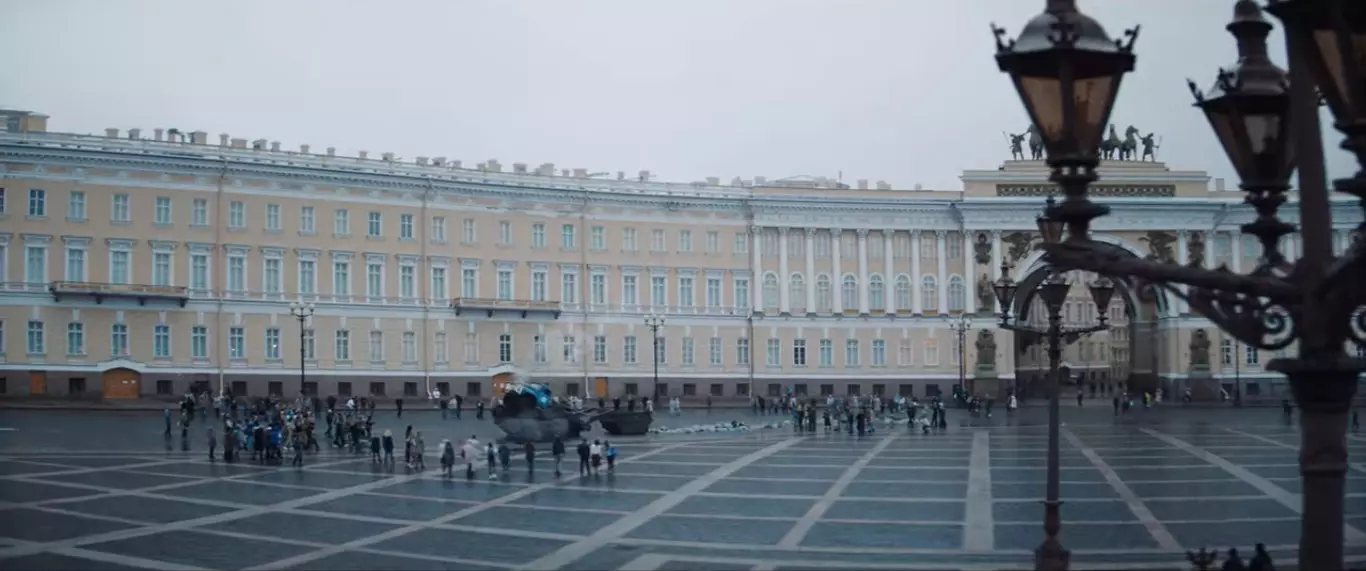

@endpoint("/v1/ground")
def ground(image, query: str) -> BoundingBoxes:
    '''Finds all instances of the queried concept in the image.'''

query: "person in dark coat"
[1247,543,1273,571]
[497,442,512,472]
[552,437,566,477]
[524,441,536,473]
[576,439,591,476]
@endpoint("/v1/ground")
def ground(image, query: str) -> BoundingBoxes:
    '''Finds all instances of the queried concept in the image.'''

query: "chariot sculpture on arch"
[1004,125,1044,160]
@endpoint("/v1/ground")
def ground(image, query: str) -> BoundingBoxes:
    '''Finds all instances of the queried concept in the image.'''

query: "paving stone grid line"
[0,409,1364,570]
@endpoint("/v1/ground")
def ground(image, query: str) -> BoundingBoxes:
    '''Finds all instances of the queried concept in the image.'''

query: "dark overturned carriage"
[492,384,653,442]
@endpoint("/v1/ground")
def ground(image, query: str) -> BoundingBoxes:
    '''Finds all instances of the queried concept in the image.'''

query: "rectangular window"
[766,338,780,366]
[594,335,607,363]
[624,336,637,364]
[67,322,85,356]
[499,220,513,245]
[464,333,478,364]
[110,323,129,356]
[335,330,351,361]
[678,230,692,253]
[623,228,637,251]
[655,337,667,365]
[266,204,281,231]
[191,326,208,359]
[65,247,85,282]
[793,339,807,366]
[334,209,350,235]
[296,259,314,294]
[563,336,577,363]
[434,332,448,363]
[430,266,447,300]
[622,275,638,306]
[651,229,666,252]
[191,254,209,290]
[678,277,694,307]
[333,261,350,296]
[112,194,131,222]
[925,340,940,366]
[562,224,576,249]
[590,226,605,250]
[402,331,417,362]
[153,196,171,225]
[461,268,477,297]
[734,278,750,310]
[399,214,414,240]
[229,327,245,359]
[734,232,749,254]
[737,337,750,365]
[432,216,447,242]
[109,250,129,284]
[497,269,513,300]
[367,262,384,298]
[153,252,172,286]
[462,218,476,244]
[229,201,245,228]
[154,324,172,358]
[300,206,316,233]
[400,264,416,298]
[532,223,546,248]
[681,338,695,365]
[264,258,282,293]
[192,198,208,226]
[25,245,47,284]
[872,339,886,366]
[1245,345,1260,365]
[499,334,513,363]
[27,320,44,355]
[820,339,833,367]
[532,270,548,302]
[369,331,385,362]
[706,231,719,253]
[590,273,605,305]
[26,189,46,217]
[709,337,722,365]
[68,190,86,221]
[706,278,722,308]
[845,339,861,367]
[367,212,382,237]
[562,272,578,304]
[302,329,315,360]
[650,275,666,306]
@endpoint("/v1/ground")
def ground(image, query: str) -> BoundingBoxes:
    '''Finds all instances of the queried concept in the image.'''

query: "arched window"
[841,275,858,311]
[868,275,885,311]
[895,275,912,310]
[762,273,779,311]
[947,275,966,312]
[921,275,938,312]
[816,274,832,312]
[789,273,806,312]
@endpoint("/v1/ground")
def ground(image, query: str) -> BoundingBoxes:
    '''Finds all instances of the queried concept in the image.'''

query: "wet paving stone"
[237,469,389,488]
[1108,466,1236,481]
[995,522,1159,550]
[844,481,965,498]
[55,495,237,524]
[453,505,621,535]
[612,462,718,477]
[292,550,503,571]
[510,487,664,511]
[732,465,844,480]
[16,456,159,469]
[136,461,272,478]
[45,469,195,490]
[371,478,528,502]
[202,511,402,544]
[0,460,71,476]
[855,468,968,482]
[1165,520,1303,549]
[157,480,327,505]
[0,552,151,571]
[372,527,570,564]
[1128,481,1264,499]
[991,481,1119,500]
[0,507,139,542]
[300,494,470,522]
[0,480,101,503]
[703,478,832,496]
[802,521,963,549]
[992,500,1137,523]
[991,468,1107,483]
[668,495,813,518]
[627,514,793,544]
[83,529,315,569]
[824,499,965,522]
[1144,498,1298,521]
[564,475,695,493]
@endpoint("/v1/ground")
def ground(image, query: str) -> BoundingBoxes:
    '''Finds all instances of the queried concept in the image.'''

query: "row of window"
[762,229,965,260]
[5,321,958,369]
[761,272,966,313]
[0,188,754,255]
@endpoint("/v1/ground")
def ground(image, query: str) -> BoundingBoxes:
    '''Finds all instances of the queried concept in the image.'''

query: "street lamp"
[289,302,315,395]
[644,314,665,401]
[995,1,1366,568]
[992,198,1114,571]
[949,315,973,397]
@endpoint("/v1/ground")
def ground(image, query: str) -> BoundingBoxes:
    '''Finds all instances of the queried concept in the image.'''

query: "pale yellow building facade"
[0,111,1360,401]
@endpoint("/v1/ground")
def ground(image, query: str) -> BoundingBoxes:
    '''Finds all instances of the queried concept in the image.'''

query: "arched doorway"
[1009,241,1168,399]
[101,368,142,400]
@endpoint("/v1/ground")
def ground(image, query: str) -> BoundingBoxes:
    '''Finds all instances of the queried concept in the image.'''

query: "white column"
[991,230,1002,314]
[1177,231,1189,316]
[831,229,844,313]
[883,230,895,313]
[1230,230,1243,273]
[964,231,976,314]
[778,227,790,315]
[911,231,923,314]
[857,229,870,315]
[804,228,816,313]
[936,231,948,313]
[1203,230,1215,269]
[750,226,762,310]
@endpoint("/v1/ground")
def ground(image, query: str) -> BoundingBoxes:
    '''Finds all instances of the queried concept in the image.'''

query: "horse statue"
[1026,125,1044,160]
[1118,125,1140,161]
[1139,133,1160,161]
[1099,125,1121,160]
[1006,131,1027,160]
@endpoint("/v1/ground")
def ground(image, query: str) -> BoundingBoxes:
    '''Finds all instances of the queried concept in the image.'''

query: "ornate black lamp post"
[992,199,1115,571]
[950,315,973,395]
[995,1,1366,568]
[644,313,665,400]
[288,302,315,394]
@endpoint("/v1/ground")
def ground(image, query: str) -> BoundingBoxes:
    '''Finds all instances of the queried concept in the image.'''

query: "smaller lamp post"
[644,314,665,401]
[288,302,316,395]
[992,197,1115,571]
[950,315,973,396]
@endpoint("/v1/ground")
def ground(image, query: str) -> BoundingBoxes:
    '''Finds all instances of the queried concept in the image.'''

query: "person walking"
[552,437,566,477]
[395,398,404,418]
[207,426,217,461]
[576,439,591,476]
[524,441,536,474]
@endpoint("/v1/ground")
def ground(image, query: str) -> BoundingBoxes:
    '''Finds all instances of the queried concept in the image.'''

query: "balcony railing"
[452,297,562,318]
[49,281,190,307]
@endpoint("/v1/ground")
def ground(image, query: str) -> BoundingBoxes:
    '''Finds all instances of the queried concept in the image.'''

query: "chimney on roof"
[231,138,247,149]
[537,163,554,175]
[300,144,310,154]
[416,157,429,166]
[358,150,368,159]
[104,128,119,138]
[326,147,336,156]
[513,163,528,173]
[755,176,766,185]
[1215,177,1225,191]
[127,128,141,140]
[857,179,868,190]
[190,131,208,144]
[572,168,588,178]
[486,159,502,173]
[876,181,891,190]
[914,183,923,190]
[705,176,720,186]
[561,169,571,177]
[433,157,446,167]
[219,134,229,146]
[452,160,462,169]
[270,141,281,152]
[252,139,267,150]
[638,170,651,182]
[730,177,744,187]
[153,128,164,141]
[381,152,394,162]
[618,171,626,181]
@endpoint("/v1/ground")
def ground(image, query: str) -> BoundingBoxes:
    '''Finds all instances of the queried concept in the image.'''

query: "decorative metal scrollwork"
[1176,282,1298,351]
[1350,306,1366,348]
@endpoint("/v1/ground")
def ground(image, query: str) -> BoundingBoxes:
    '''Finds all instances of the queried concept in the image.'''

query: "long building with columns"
[0,110,1360,402]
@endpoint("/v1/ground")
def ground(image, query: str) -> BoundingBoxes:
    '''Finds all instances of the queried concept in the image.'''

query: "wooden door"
[594,377,609,398]
[28,371,47,396]
[492,372,513,399]
[101,368,141,399]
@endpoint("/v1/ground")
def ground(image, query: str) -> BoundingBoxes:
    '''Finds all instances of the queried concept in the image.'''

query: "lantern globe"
[1088,277,1116,314]
[1266,0,1366,125]
[1038,275,1072,314]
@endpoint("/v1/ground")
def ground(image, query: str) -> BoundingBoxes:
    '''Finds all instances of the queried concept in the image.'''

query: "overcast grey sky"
[0,0,1357,190]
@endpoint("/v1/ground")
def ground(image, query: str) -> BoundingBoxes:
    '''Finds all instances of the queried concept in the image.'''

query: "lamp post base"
[1035,499,1069,571]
